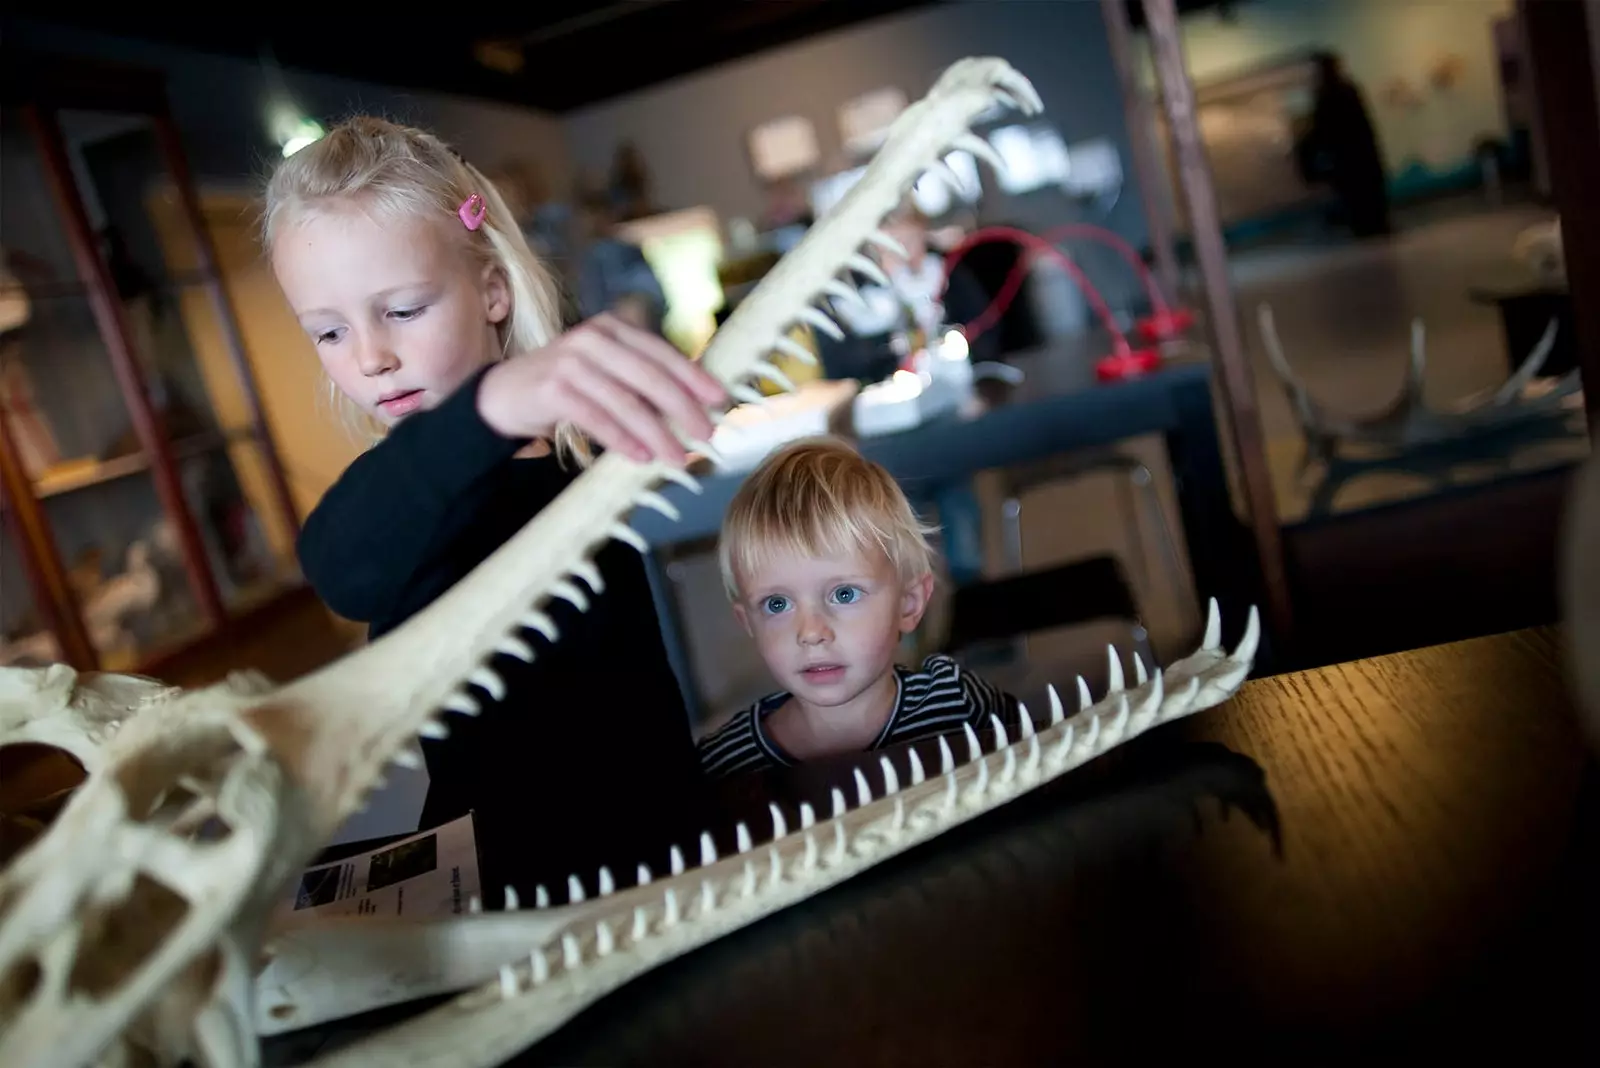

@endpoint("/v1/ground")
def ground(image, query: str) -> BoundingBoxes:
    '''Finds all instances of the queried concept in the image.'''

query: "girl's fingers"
[555,381,654,463]
[591,314,727,407]
[572,327,717,443]
[565,361,686,466]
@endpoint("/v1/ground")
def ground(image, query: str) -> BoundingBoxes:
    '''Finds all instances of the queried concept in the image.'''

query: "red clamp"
[1135,307,1195,343]
[1095,347,1163,382]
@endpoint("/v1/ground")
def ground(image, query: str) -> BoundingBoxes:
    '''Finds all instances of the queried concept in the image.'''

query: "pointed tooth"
[1023,732,1041,773]
[656,464,703,494]
[607,522,649,553]
[1203,597,1222,649]
[419,719,449,740]
[493,635,534,664]
[730,382,767,405]
[802,832,819,870]
[736,822,753,854]
[534,884,550,909]
[596,920,615,956]
[924,156,966,193]
[798,305,844,339]
[938,734,954,774]
[769,802,787,839]
[953,132,1006,175]
[521,610,559,641]
[1016,703,1035,738]
[670,845,685,875]
[971,751,989,794]
[562,933,581,968]
[799,802,815,829]
[499,964,517,999]
[845,252,890,286]
[943,767,959,810]
[1133,652,1149,686]
[865,228,908,258]
[1076,676,1092,712]
[636,864,652,887]
[531,947,549,984]
[854,766,873,806]
[664,888,680,925]
[1001,69,1045,113]
[675,427,726,464]
[831,787,847,819]
[503,885,520,911]
[390,747,423,770]
[908,748,926,786]
[751,360,797,393]
[1106,646,1125,693]
[698,880,715,913]
[567,874,585,903]
[1047,685,1064,725]
[1231,606,1262,664]
[700,831,718,866]
[1109,694,1131,737]
[1000,745,1016,783]
[635,489,681,521]
[831,821,847,863]
[569,559,604,594]
[772,333,818,365]
[550,579,589,612]
[962,721,982,761]
[989,713,1009,749]
[1052,721,1075,761]
[769,843,783,882]
[741,860,757,896]
[822,278,867,309]
[879,756,899,795]
[1138,670,1166,723]
[598,867,615,896]
[631,906,649,941]
[468,666,506,701]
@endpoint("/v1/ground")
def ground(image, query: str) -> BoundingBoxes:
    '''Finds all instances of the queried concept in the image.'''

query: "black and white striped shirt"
[697,654,1017,780]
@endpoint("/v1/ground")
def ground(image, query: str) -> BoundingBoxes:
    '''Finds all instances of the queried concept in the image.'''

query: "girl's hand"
[477,313,726,465]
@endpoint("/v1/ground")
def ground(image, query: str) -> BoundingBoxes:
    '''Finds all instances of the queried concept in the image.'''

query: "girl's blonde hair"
[261,115,589,464]
[718,436,939,601]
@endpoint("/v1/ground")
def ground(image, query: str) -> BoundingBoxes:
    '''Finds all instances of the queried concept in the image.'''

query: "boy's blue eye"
[390,306,424,321]
[830,585,862,605]
[314,327,343,345]
[761,595,790,615]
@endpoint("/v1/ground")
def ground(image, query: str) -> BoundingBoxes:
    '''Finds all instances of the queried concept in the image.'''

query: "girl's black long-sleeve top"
[297,366,711,902]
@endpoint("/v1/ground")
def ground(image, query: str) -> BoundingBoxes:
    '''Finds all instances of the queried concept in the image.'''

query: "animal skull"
[0,58,1260,1068]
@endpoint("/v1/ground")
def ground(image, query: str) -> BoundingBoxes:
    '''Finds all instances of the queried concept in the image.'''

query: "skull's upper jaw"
[245,58,1044,847]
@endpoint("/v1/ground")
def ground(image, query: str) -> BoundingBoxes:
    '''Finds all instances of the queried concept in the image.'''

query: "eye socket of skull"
[111,724,248,835]
[0,741,88,865]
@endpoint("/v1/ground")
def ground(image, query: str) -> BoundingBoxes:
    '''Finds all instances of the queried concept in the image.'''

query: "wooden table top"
[518,626,1598,1065]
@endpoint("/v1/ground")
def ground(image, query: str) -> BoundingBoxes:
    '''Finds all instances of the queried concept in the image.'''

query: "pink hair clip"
[458,193,486,231]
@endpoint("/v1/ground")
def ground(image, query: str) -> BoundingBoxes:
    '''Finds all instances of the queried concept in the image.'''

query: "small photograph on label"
[367,833,439,892]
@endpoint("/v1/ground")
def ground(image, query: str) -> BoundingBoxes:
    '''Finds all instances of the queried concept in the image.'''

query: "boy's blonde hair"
[718,437,938,600]
[261,115,588,464]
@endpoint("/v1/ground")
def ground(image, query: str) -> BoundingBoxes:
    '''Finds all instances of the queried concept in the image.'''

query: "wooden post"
[23,104,227,629]
[152,111,304,536]
[1522,0,1600,435]
[0,412,98,670]
[1099,0,1183,305]
[1137,0,1295,644]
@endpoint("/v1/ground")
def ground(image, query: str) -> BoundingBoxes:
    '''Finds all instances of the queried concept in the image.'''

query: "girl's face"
[272,201,510,425]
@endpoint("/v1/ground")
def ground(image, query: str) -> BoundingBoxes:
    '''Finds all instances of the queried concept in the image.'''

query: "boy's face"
[733,544,933,710]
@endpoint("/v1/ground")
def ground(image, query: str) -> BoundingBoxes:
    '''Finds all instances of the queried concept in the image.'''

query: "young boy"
[697,436,1018,780]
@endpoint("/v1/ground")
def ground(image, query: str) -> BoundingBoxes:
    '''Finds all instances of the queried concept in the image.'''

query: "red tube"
[941,225,1132,355]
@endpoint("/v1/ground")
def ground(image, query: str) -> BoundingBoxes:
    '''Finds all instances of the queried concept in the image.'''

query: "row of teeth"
[453,602,1255,1003]
[395,88,1043,757]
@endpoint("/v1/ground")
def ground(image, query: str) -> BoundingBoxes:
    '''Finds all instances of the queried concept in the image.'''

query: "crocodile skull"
[0,58,1256,1068]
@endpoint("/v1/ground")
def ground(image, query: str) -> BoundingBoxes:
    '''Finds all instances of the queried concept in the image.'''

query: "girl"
[264,116,726,903]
